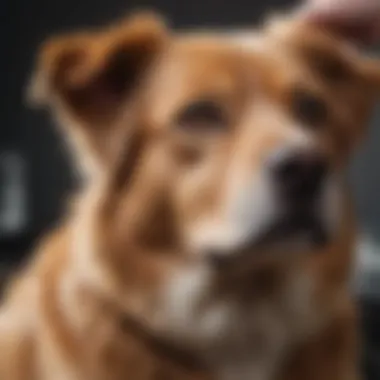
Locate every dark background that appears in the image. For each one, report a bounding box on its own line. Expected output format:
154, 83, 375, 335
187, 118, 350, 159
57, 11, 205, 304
2, 0, 380, 378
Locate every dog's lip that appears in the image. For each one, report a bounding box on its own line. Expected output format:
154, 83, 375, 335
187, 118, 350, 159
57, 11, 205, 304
255, 211, 329, 247
207, 211, 330, 269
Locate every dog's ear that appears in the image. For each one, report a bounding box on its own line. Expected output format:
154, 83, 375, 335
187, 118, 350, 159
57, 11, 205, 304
28, 12, 167, 121
361, 57, 380, 92
27, 12, 167, 172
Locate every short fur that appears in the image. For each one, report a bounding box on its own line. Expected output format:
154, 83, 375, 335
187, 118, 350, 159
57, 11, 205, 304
1, 12, 380, 380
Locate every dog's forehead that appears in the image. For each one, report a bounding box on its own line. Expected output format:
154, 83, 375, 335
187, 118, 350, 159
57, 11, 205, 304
142, 21, 367, 130
146, 31, 301, 123
166, 30, 294, 76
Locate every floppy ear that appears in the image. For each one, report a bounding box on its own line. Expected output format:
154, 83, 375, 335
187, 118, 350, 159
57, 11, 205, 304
27, 12, 167, 172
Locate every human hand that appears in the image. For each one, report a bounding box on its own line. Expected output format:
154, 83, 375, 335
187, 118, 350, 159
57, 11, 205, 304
300, 0, 380, 44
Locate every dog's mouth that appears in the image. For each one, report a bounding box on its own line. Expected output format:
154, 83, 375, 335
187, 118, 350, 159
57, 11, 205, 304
207, 208, 331, 269
254, 209, 330, 248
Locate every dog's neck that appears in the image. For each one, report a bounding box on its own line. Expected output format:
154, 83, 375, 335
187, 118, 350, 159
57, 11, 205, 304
62, 185, 321, 380
57, 251, 211, 380
64, 255, 293, 380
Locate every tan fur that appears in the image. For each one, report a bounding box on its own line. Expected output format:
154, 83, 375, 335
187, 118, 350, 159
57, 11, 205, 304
1, 12, 379, 380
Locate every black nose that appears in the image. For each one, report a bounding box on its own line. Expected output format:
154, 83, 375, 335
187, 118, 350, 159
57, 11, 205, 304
271, 150, 328, 203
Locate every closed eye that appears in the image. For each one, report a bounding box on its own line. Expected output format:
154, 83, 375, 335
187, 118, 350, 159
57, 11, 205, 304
174, 99, 228, 131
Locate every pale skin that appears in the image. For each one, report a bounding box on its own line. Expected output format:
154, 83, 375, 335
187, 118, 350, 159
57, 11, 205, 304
301, 0, 380, 43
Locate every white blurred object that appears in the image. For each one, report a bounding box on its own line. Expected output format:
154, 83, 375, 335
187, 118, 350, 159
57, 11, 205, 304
0, 151, 28, 236
354, 233, 380, 298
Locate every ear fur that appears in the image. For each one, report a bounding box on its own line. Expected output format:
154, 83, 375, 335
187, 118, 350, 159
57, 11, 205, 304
27, 12, 167, 121
361, 57, 380, 91
27, 12, 168, 174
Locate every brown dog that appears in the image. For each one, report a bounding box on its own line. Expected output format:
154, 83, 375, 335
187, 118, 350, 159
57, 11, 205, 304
0, 12, 378, 380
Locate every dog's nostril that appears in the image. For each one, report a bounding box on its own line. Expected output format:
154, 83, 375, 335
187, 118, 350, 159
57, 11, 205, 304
274, 152, 328, 201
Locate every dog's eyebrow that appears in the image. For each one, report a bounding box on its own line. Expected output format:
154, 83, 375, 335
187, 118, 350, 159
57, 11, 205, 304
296, 45, 354, 83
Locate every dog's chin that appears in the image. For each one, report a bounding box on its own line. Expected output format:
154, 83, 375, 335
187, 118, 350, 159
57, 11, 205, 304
206, 213, 332, 269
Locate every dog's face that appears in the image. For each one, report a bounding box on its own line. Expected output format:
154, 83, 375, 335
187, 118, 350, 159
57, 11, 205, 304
29, 14, 380, 322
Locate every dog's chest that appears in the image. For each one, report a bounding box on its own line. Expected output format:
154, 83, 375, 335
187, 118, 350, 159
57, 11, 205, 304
158, 267, 318, 380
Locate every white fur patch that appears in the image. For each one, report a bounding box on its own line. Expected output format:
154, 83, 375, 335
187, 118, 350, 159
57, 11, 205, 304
155, 265, 230, 345
157, 262, 318, 380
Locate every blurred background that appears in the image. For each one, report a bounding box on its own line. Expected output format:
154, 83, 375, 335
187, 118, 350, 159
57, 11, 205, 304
3, 0, 380, 378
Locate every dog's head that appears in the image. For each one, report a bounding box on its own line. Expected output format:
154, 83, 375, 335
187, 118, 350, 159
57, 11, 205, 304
28, 12, 380, 333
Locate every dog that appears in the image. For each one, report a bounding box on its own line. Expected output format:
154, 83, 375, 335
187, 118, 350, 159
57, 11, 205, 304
0, 11, 379, 380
